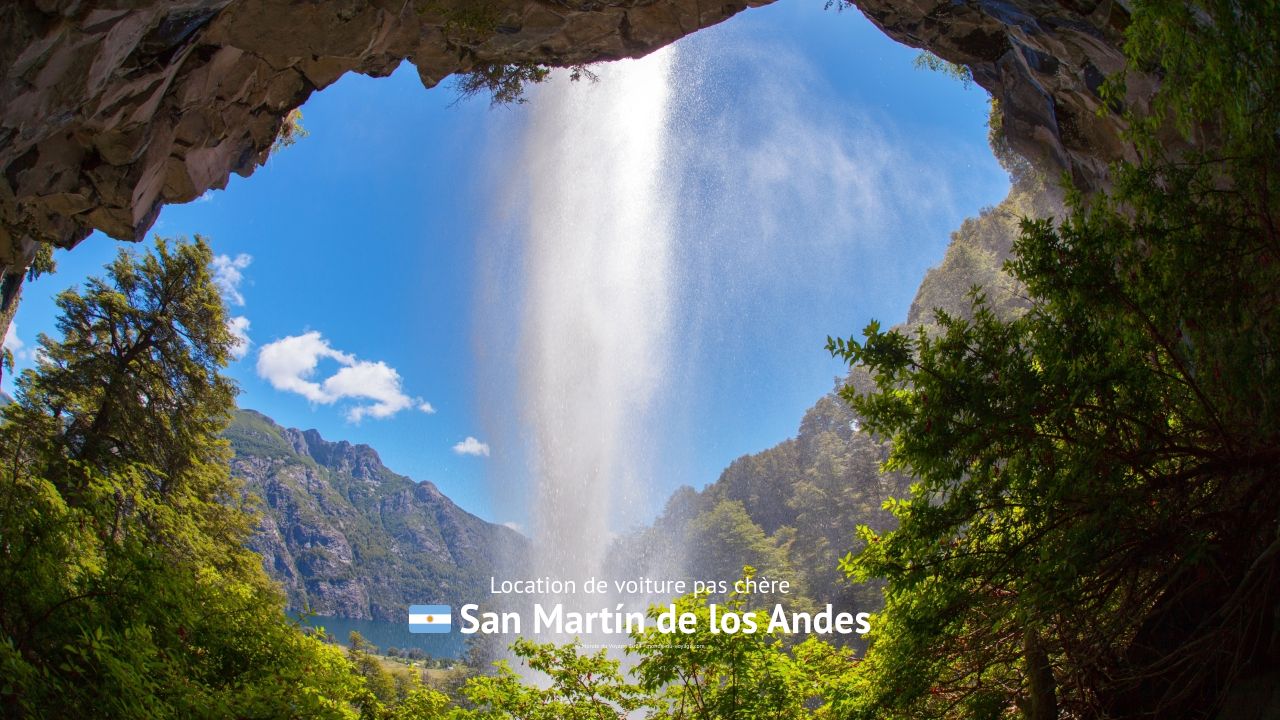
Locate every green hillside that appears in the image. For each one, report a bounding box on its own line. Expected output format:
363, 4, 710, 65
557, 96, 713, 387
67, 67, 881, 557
227, 409, 525, 621
625, 164, 1062, 620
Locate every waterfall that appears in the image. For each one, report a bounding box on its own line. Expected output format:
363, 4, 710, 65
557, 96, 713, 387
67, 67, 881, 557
474, 20, 981, 647
507, 49, 678, 615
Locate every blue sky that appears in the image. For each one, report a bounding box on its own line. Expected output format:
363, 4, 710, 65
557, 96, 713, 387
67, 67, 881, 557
3, 0, 1007, 531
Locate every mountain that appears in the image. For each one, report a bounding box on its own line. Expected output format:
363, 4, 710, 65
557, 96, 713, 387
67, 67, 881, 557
615, 168, 1063, 616
610, 388, 912, 614
905, 169, 1061, 331
227, 409, 524, 621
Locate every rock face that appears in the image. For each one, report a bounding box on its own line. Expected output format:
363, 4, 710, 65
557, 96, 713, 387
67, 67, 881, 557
0, 0, 1151, 336
227, 409, 525, 620
852, 0, 1153, 190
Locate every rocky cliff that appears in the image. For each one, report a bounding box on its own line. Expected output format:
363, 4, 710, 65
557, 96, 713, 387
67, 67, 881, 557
1, 0, 1152, 339
852, 0, 1153, 191
227, 409, 524, 620
618, 166, 1062, 616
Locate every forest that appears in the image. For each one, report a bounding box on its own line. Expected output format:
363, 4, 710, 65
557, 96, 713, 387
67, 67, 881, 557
1, 0, 1277, 718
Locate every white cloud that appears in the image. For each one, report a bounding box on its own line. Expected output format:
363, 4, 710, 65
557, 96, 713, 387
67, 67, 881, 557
210, 253, 253, 361
227, 316, 251, 359
502, 520, 525, 534
256, 331, 433, 422
452, 436, 490, 457
3, 322, 24, 358
212, 253, 252, 307
257, 332, 354, 403
194, 190, 214, 203
324, 360, 415, 422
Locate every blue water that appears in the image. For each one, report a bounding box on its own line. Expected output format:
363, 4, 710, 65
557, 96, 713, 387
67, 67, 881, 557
292, 613, 467, 659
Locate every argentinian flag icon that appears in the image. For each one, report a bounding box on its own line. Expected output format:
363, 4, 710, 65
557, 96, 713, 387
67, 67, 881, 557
408, 605, 452, 633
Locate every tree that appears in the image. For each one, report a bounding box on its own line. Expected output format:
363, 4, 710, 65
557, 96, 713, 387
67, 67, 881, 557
350, 630, 378, 654
684, 499, 802, 605
912, 51, 973, 89
461, 638, 649, 720
271, 108, 310, 154
834, 182, 1279, 717
390, 686, 452, 720
827, 3, 1280, 708
453, 62, 597, 107
0, 237, 367, 717
629, 570, 853, 720
351, 646, 399, 707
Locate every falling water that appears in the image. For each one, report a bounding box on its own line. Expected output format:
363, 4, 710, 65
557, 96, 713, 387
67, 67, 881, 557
476, 18, 995, 649
511, 49, 678, 616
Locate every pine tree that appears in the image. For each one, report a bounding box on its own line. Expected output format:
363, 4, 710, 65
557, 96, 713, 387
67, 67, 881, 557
0, 237, 364, 718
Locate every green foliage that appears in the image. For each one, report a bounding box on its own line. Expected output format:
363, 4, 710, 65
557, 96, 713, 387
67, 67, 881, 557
912, 51, 973, 89
448, 575, 858, 720
0, 237, 377, 717
461, 638, 649, 719
26, 242, 55, 282
455, 63, 551, 106
985, 99, 1035, 184
1107, 0, 1280, 159
351, 630, 378, 655
271, 108, 309, 155
904, 175, 1061, 336
349, 634, 405, 708
630, 572, 855, 719
426, 0, 603, 107
685, 500, 802, 603
453, 63, 597, 107
427, 0, 503, 38
391, 686, 453, 720
612, 387, 915, 630
828, 4, 1280, 714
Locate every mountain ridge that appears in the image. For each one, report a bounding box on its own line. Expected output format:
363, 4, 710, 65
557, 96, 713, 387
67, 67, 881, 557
610, 171, 1063, 616
228, 409, 523, 621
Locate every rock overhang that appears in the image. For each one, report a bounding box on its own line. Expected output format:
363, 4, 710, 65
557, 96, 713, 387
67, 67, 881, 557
0, 0, 1153, 336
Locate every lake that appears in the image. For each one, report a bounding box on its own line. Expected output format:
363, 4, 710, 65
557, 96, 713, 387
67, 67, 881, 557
292, 613, 467, 660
